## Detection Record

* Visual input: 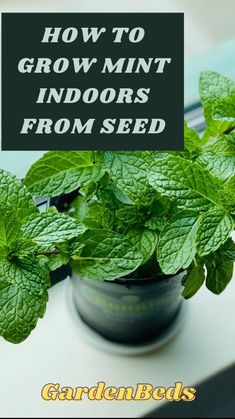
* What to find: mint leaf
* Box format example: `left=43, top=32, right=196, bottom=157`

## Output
left=0, top=257, right=50, bottom=295
left=213, top=96, right=235, bottom=122
left=218, top=238, right=235, bottom=261
left=203, top=98, right=235, bottom=141
left=71, top=229, right=143, bottom=280
left=197, top=133, right=235, bottom=180
left=83, top=204, right=114, bottom=230
left=0, top=258, right=49, bottom=343
left=104, top=151, right=155, bottom=206
left=157, top=211, right=199, bottom=274
left=0, top=282, right=48, bottom=344
left=200, top=71, right=235, bottom=124
left=47, top=243, right=70, bottom=271
left=148, top=155, right=222, bottom=211
left=47, top=253, right=69, bottom=271
left=151, top=196, right=171, bottom=217
left=109, top=186, right=134, bottom=205
left=144, top=215, right=166, bottom=231
left=126, top=227, right=158, bottom=264
left=9, top=239, right=37, bottom=259
left=24, top=151, right=104, bottom=197
left=224, top=174, right=235, bottom=206
left=0, top=203, right=22, bottom=248
left=206, top=256, right=233, bottom=294
left=69, top=240, right=85, bottom=256
left=200, top=71, right=235, bottom=141
left=115, top=206, right=144, bottom=229
left=22, top=212, right=85, bottom=251
left=143, top=197, right=169, bottom=231
left=0, top=169, right=37, bottom=221
left=68, top=196, right=88, bottom=221
left=184, top=121, right=201, bottom=152
left=197, top=208, right=233, bottom=256
left=182, top=263, right=205, bottom=299
left=69, top=197, right=115, bottom=230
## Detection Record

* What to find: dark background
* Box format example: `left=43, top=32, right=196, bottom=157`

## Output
left=2, top=12, right=184, bottom=150
left=145, top=362, right=235, bottom=418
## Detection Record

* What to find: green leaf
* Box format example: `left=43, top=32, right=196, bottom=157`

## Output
left=199, top=71, right=235, bottom=125
left=115, top=206, right=144, bottom=228
left=182, top=263, right=205, bottom=299
left=24, top=151, right=104, bottom=197
left=218, top=238, right=235, bottom=261
left=9, top=239, right=37, bottom=259
left=206, top=256, right=233, bottom=294
left=47, top=243, right=70, bottom=271
left=95, top=178, right=134, bottom=207
left=0, top=258, right=49, bottom=343
left=150, top=196, right=171, bottom=217
left=48, top=254, right=69, bottom=271
left=126, top=227, right=158, bottom=264
left=83, top=204, right=114, bottom=230
left=0, top=282, right=48, bottom=344
left=144, top=215, right=166, bottom=231
left=213, top=96, right=235, bottom=122
left=22, top=212, right=85, bottom=251
left=200, top=71, right=235, bottom=141
left=104, top=151, right=155, bottom=206
left=197, top=134, right=235, bottom=180
left=71, top=229, right=143, bottom=280
left=0, top=203, right=22, bottom=248
left=69, top=240, right=85, bottom=256
left=69, top=197, right=114, bottom=230
left=224, top=174, right=235, bottom=206
left=157, top=211, right=199, bottom=275
left=202, top=98, right=235, bottom=141
left=0, top=169, right=37, bottom=221
left=197, top=208, right=233, bottom=256
left=68, top=196, right=88, bottom=221
left=109, top=186, right=134, bottom=205
left=144, top=197, right=170, bottom=231
left=0, top=257, right=49, bottom=295
left=148, top=155, right=222, bottom=211
left=184, top=121, right=201, bottom=152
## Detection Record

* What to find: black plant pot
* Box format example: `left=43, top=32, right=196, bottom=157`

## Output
left=70, top=271, right=185, bottom=344
left=50, top=192, right=185, bottom=345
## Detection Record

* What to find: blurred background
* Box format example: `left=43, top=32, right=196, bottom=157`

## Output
left=0, top=0, right=235, bottom=174
left=1, top=0, right=235, bottom=61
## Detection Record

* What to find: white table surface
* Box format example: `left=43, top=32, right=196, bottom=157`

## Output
left=0, top=270, right=234, bottom=418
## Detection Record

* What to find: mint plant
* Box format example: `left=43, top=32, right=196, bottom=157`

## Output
left=0, top=70, right=225, bottom=345
left=24, top=71, right=235, bottom=303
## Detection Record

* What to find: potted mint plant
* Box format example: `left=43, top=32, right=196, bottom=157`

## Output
left=0, top=71, right=234, bottom=345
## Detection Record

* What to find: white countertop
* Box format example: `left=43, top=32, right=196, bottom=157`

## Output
left=0, top=270, right=234, bottom=418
